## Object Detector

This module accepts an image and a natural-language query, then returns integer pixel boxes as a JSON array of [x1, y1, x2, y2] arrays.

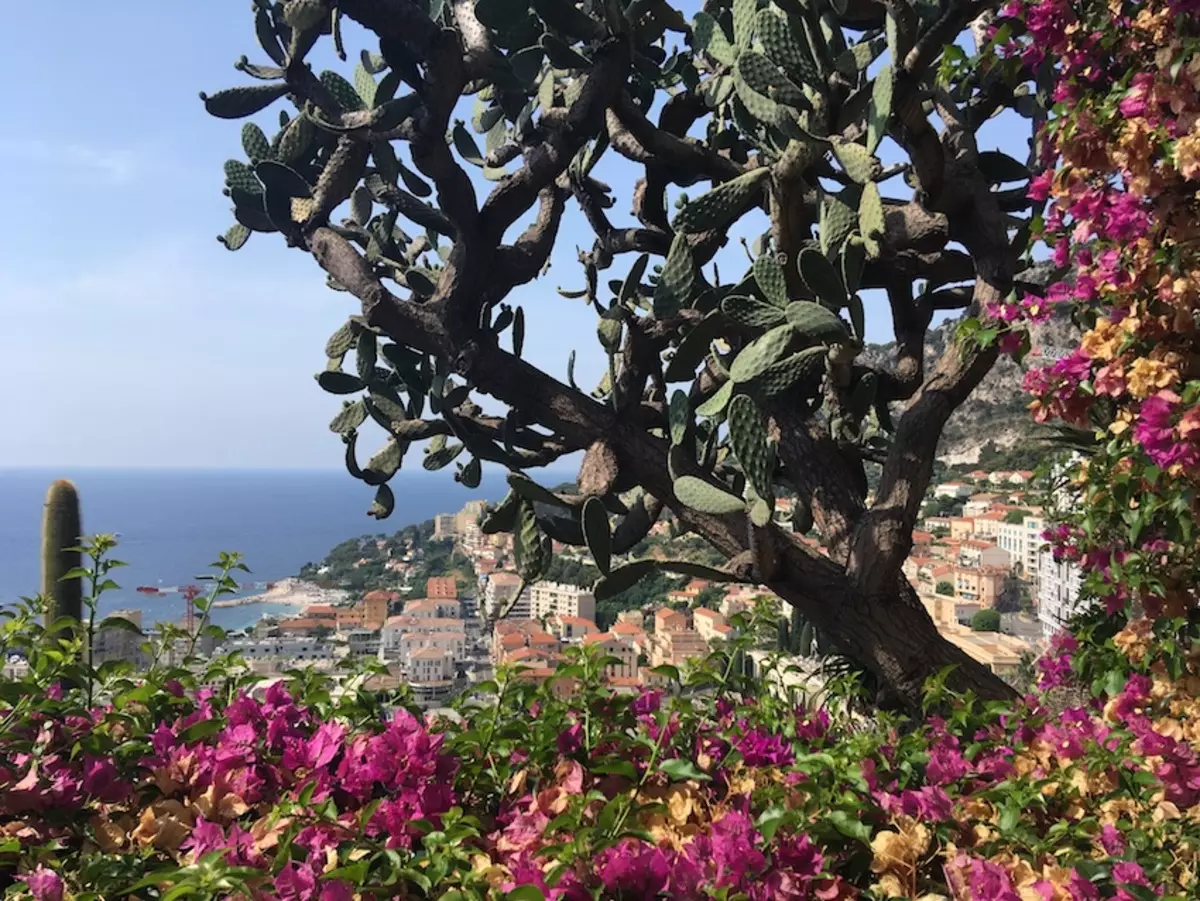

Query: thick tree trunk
[[459, 346, 1018, 710], [770, 557, 1017, 707]]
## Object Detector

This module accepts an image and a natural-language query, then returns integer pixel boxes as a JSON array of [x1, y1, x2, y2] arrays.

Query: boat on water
[[135, 586, 167, 596]]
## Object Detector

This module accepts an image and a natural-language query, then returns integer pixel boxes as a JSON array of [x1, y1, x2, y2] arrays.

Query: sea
[[0, 468, 517, 632]]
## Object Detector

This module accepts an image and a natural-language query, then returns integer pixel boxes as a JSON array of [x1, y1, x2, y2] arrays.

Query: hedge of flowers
[[3, 565, 1200, 901], [985, 0, 1199, 617]]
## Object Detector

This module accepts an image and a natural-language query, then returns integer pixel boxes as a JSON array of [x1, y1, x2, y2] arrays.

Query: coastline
[[211, 577, 350, 610]]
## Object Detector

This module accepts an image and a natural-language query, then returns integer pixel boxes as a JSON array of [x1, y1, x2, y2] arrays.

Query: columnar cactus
[[41, 480, 83, 629]]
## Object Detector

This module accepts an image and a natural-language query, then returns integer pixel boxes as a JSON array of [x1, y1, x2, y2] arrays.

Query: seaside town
[[37, 464, 1081, 707]]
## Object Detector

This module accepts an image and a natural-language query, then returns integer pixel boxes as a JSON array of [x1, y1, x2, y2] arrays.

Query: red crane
[[180, 585, 202, 635]]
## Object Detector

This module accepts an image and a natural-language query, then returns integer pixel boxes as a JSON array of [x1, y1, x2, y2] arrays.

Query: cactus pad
[[784, 301, 850, 344], [756, 8, 820, 87], [653, 233, 700, 316], [201, 84, 289, 119], [696, 379, 734, 417], [329, 400, 368, 433], [581, 497, 612, 575], [727, 394, 775, 500], [798, 248, 847, 309], [832, 139, 881, 184], [721, 294, 788, 328], [819, 186, 860, 254], [743, 345, 826, 398], [752, 254, 790, 308], [672, 168, 770, 235], [859, 182, 885, 258], [673, 475, 746, 514], [692, 11, 736, 66], [730, 324, 796, 383]]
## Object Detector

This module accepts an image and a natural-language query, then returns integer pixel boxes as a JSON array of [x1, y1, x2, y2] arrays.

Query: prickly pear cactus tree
[[204, 0, 1049, 708]]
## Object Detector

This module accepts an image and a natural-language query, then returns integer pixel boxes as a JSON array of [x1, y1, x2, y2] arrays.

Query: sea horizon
[[0, 466, 563, 631]]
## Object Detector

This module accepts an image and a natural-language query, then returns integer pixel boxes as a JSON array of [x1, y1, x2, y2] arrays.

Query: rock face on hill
[[863, 311, 1078, 464]]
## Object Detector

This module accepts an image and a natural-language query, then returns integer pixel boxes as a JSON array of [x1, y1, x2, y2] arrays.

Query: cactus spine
[[41, 480, 84, 628]]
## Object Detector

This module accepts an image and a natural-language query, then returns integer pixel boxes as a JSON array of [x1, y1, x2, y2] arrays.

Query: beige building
[[404, 598, 462, 619], [654, 607, 688, 633], [953, 565, 1007, 608], [692, 608, 728, 643], [948, 518, 975, 540], [583, 632, 638, 680], [433, 513, 457, 539], [651, 629, 710, 668], [382, 615, 465, 659], [529, 581, 596, 621]]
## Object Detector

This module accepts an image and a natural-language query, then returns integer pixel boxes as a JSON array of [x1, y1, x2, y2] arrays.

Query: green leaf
[[826, 809, 872, 843], [98, 616, 143, 636], [659, 758, 712, 782], [798, 248, 847, 309]]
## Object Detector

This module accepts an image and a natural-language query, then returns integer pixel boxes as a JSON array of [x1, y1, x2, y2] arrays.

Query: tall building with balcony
[[529, 582, 596, 621], [1037, 551, 1085, 638]]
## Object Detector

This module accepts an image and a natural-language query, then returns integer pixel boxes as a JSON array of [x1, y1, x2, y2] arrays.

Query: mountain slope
[[863, 311, 1078, 464]]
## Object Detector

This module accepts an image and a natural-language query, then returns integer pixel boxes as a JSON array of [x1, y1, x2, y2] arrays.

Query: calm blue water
[[0, 468, 515, 631]]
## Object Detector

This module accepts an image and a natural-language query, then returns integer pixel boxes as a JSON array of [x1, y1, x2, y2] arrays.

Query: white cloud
[[0, 138, 145, 185]]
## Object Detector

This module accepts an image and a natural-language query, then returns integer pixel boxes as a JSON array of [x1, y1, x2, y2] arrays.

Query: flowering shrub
[[3, 546, 1200, 900], [981, 0, 1200, 617]]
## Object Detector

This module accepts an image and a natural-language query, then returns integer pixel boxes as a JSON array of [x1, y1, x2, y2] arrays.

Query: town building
[[404, 598, 463, 620], [654, 607, 688, 633], [345, 629, 380, 658], [948, 517, 975, 540], [996, 514, 1045, 582], [483, 572, 526, 619], [426, 576, 458, 599], [546, 615, 600, 642], [1037, 551, 1085, 637], [529, 582, 596, 621], [433, 513, 457, 539], [692, 608, 730, 643], [91, 608, 145, 666], [953, 565, 1008, 608], [933, 482, 974, 499], [226, 637, 337, 667], [582, 632, 638, 680]]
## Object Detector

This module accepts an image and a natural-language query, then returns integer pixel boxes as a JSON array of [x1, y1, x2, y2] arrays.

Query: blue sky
[[1, 3, 1029, 470]]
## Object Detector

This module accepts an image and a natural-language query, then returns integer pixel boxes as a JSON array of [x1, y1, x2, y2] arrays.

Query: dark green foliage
[[971, 609, 1001, 632]]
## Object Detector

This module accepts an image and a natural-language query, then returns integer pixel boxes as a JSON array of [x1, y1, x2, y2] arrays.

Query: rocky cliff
[[864, 311, 1078, 464]]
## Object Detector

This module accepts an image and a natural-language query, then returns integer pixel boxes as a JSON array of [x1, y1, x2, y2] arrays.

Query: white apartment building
[[345, 629, 381, 657], [397, 630, 466, 662], [996, 514, 1045, 582], [381, 615, 466, 657], [934, 482, 974, 499], [1037, 551, 1085, 638], [529, 582, 596, 621], [483, 573, 526, 619], [226, 637, 336, 665], [409, 646, 454, 682]]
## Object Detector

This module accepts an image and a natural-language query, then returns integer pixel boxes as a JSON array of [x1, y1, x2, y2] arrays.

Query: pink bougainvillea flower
[[17, 866, 64, 901]]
